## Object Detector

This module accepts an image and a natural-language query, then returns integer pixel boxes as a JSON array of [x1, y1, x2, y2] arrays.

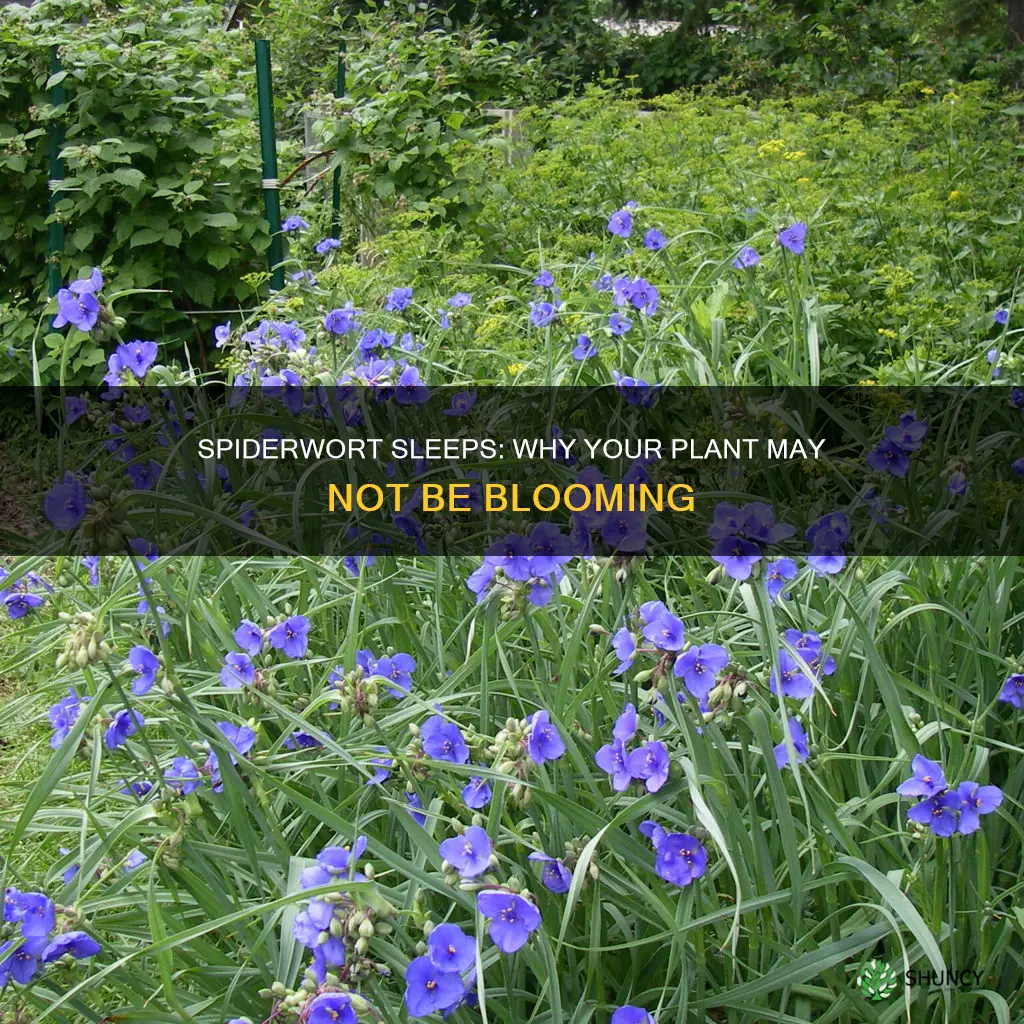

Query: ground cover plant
[[1, 196, 1024, 1023], [2, 547, 1024, 1024]]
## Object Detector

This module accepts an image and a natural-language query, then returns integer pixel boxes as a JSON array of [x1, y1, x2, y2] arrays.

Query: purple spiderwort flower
[[220, 651, 254, 689], [997, 673, 1024, 708], [4, 592, 45, 619], [466, 561, 496, 602], [765, 558, 798, 602], [485, 533, 533, 582], [613, 703, 637, 743], [123, 849, 146, 872], [307, 993, 357, 1024], [711, 536, 761, 581], [16, 892, 55, 937], [625, 740, 670, 793], [907, 791, 963, 837], [955, 781, 1002, 834], [43, 474, 88, 531], [643, 228, 666, 250], [116, 340, 158, 378], [526, 710, 566, 764], [65, 395, 88, 423], [385, 286, 414, 312], [52, 270, 103, 331], [773, 717, 810, 768], [610, 626, 634, 675], [572, 334, 597, 360], [529, 300, 557, 328], [421, 715, 470, 763], [476, 890, 541, 953], [164, 756, 202, 795], [607, 209, 633, 238], [994, 308, 1009, 325], [427, 922, 476, 974], [49, 689, 85, 748], [406, 790, 426, 825], [127, 645, 159, 695], [105, 709, 143, 750], [732, 246, 760, 269], [462, 775, 492, 809], [654, 833, 708, 887], [777, 221, 807, 255], [214, 322, 232, 348], [608, 311, 632, 335], [595, 738, 633, 791], [528, 852, 573, 893], [404, 956, 464, 1017], [641, 610, 685, 652], [438, 825, 492, 878], [443, 389, 477, 415], [896, 754, 947, 798], [281, 215, 309, 233], [266, 614, 310, 658], [234, 619, 263, 656], [0, 935, 47, 985], [41, 931, 101, 962], [673, 644, 729, 701], [612, 1008, 656, 1024]]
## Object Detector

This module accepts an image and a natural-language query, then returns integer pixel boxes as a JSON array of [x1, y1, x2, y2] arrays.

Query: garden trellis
[[41, 36, 349, 301], [254, 38, 284, 292]]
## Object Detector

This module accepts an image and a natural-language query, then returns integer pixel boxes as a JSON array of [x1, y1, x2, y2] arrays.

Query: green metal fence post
[[47, 46, 67, 299], [330, 41, 346, 239], [254, 39, 284, 291]]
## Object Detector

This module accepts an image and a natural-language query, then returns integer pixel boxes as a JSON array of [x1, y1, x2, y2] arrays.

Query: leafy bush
[[615, 0, 1022, 98], [0, 0, 274, 383], [309, 8, 537, 234]]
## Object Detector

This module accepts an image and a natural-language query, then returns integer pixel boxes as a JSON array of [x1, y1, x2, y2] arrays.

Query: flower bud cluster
[[330, 664, 383, 721], [55, 611, 111, 669]]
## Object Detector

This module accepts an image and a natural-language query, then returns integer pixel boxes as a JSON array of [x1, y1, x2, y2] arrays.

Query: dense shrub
[[308, 8, 539, 234], [0, 0, 274, 383]]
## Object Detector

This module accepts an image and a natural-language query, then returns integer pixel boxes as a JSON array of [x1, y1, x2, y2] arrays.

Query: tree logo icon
[[857, 959, 899, 1000]]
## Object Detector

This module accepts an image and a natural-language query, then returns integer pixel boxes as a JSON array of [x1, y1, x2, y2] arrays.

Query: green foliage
[[695, 0, 1023, 99], [0, 0, 273, 382], [308, 7, 538, 233], [318, 82, 1023, 382], [2, 554, 1024, 1024]]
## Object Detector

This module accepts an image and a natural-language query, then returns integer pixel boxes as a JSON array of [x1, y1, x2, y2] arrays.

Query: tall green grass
[[1, 553, 1021, 1023]]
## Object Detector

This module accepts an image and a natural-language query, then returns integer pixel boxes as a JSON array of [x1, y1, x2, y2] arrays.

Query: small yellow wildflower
[[877, 328, 898, 340], [948, 189, 962, 202], [783, 150, 806, 161], [506, 362, 527, 374], [757, 139, 786, 158], [796, 176, 811, 185], [921, 86, 935, 96]]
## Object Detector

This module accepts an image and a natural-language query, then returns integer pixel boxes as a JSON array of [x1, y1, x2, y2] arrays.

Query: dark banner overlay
[[3, 386, 1024, 557]]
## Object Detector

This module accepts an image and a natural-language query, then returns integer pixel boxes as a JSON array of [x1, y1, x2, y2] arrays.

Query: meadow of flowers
[[2, 76, 1024, 1024]]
